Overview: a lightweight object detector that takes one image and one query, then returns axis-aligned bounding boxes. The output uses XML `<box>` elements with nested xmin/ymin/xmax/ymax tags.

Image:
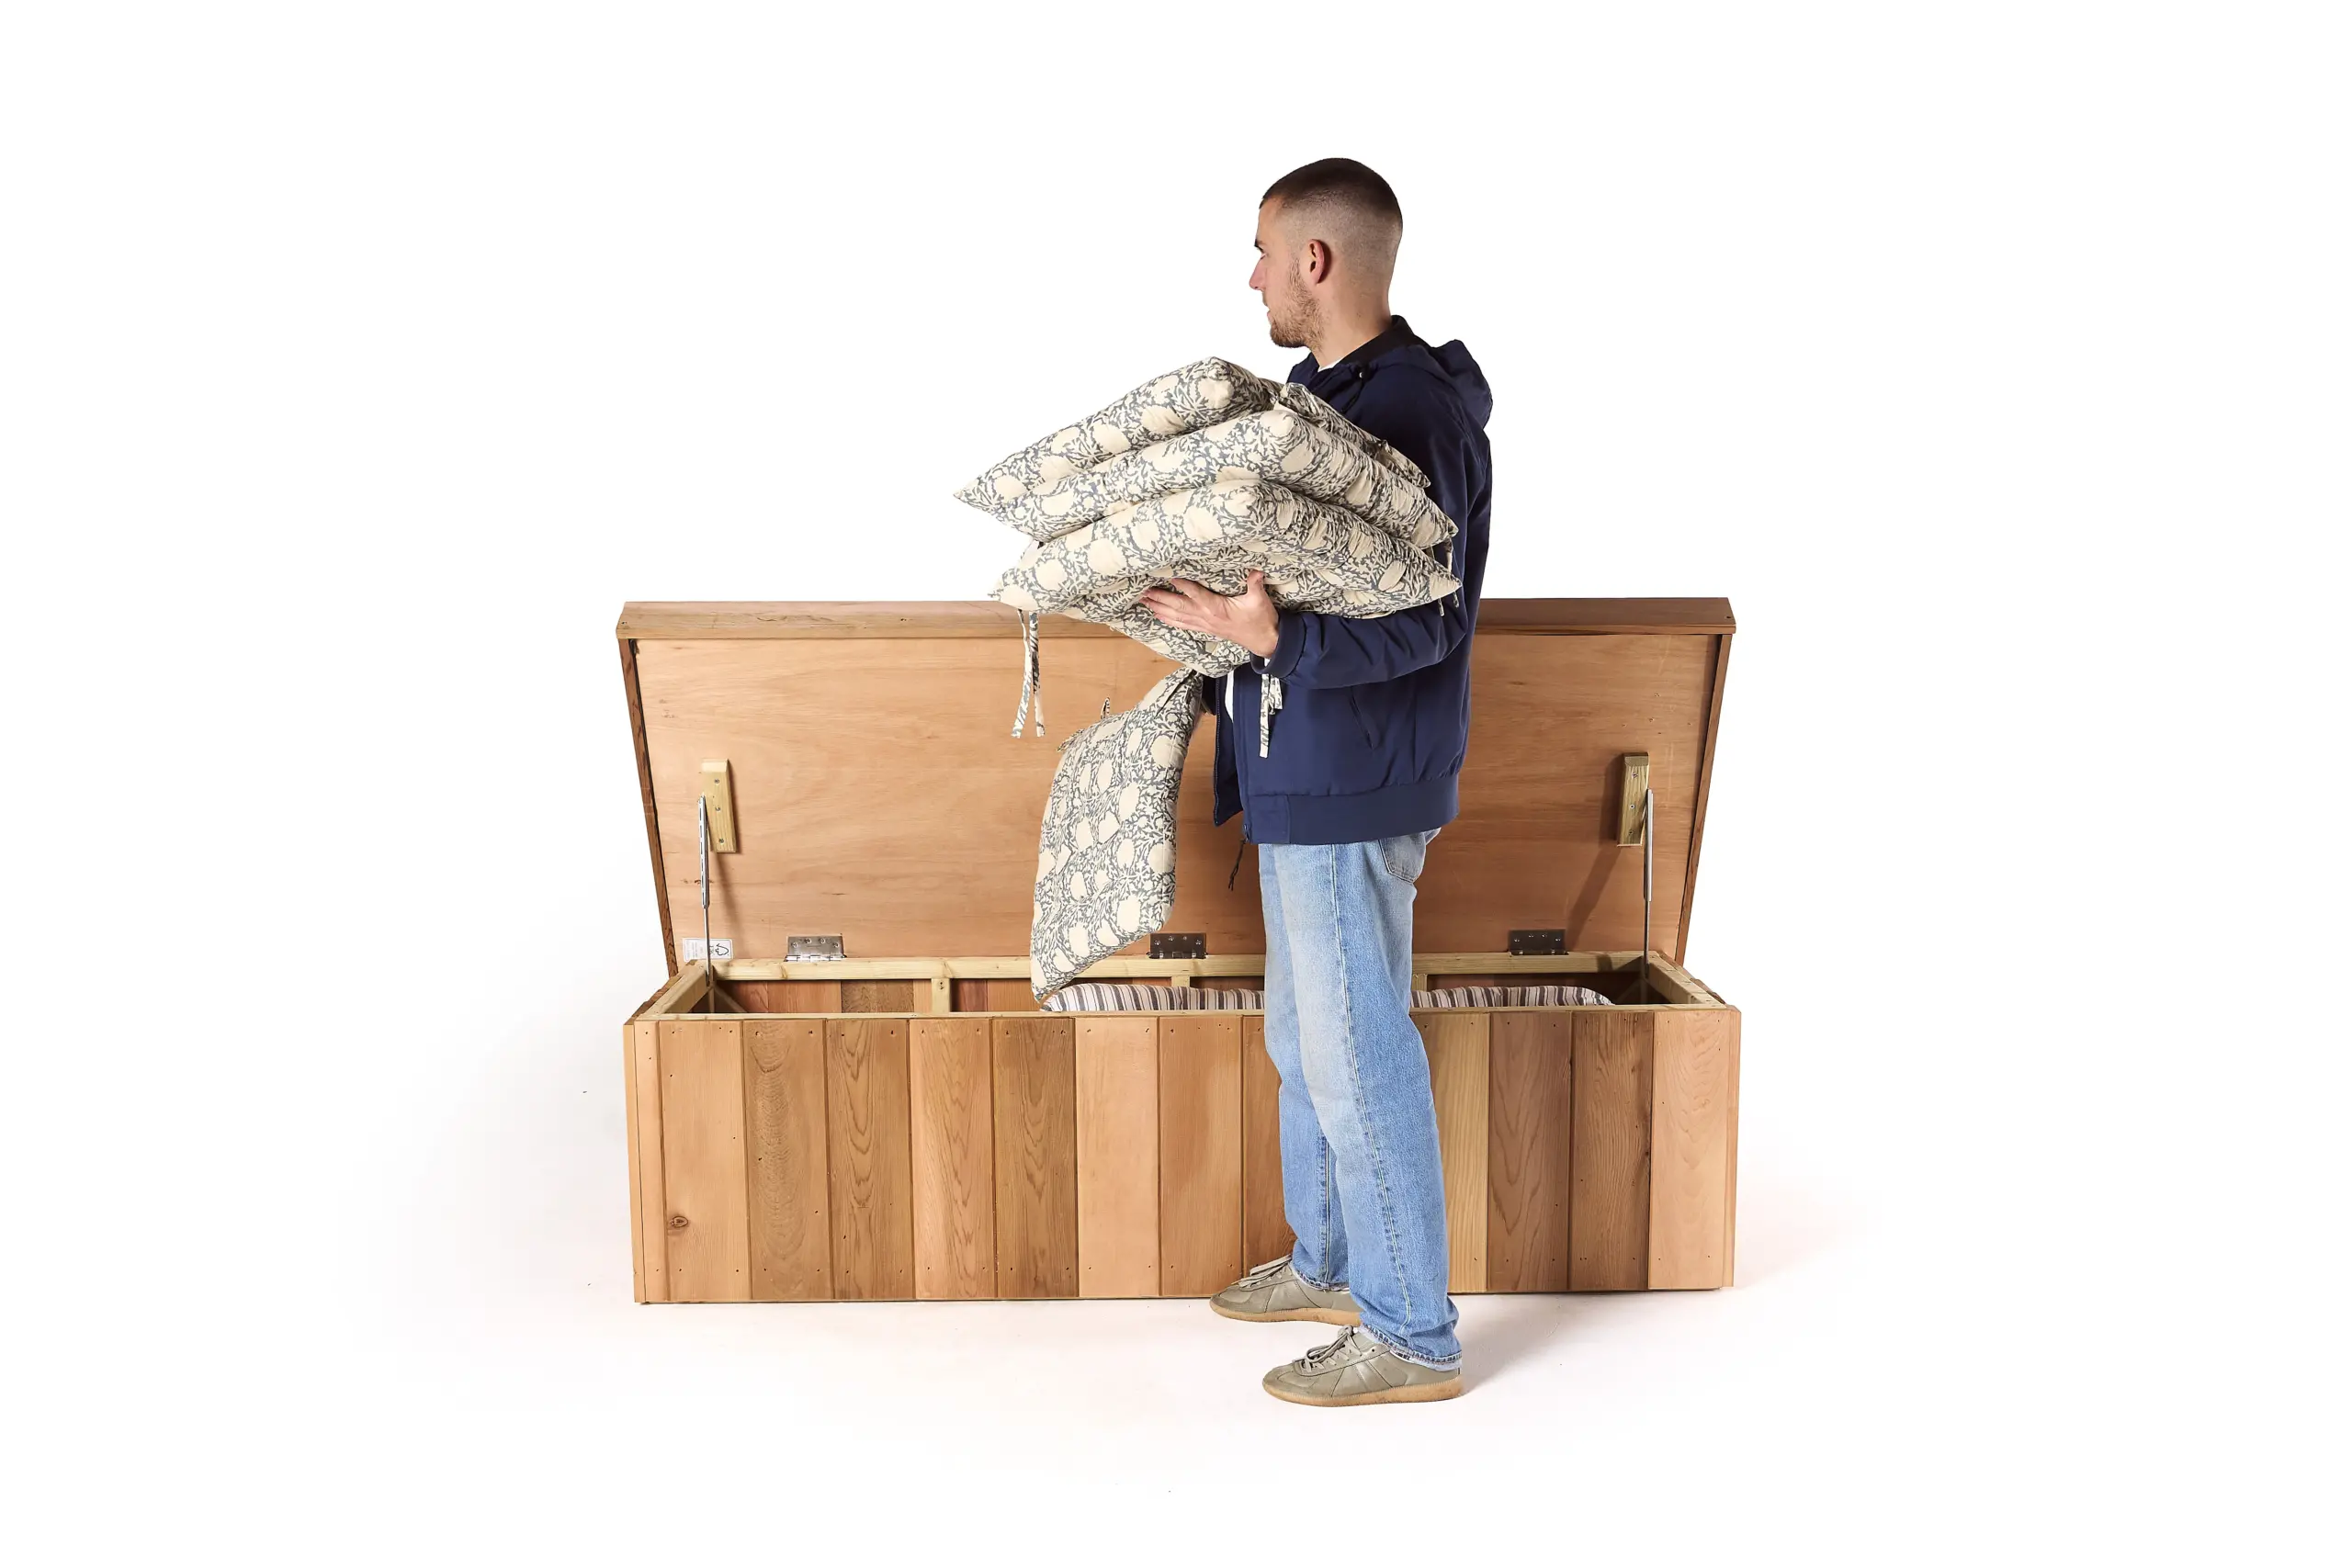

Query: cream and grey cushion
<box><xmin>991</xmin><ymin>479</ymin><xmax>1460</xmax><ymax>626</ymax></box>
<box><xmin>1030</xmin><ymin>670</ymin><xmax>1205</xmax><ymax>999</ymax></box>
<box><xmin>1040</xmin><ymin>984</ymin><xmax>1265</xmax><ymax>1012</ymax></box>
<box><xmin>984</xmin><ymin>405</ymin><xmax>1454</xmax><ymax>548</ymax></box>
<box><xmin>1411</xmin><ymin>985</ymin><xmax>1615</xmax><ymax>1009</ymax></box>
<box><xmin>958</xmin><ymin>358</ymin><xmax>1425</xmax><ymax>523</ymax></box>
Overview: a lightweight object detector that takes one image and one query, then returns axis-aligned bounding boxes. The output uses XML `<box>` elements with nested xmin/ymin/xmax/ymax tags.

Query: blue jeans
<box><xmin>1258</xmin><ymin>828</ymin><xmax>1461</xmax><ymax>1369</ymax></box>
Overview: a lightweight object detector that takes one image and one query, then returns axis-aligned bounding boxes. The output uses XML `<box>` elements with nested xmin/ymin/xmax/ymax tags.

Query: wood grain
<box><xmin>1679</xmin><ymin>632</ymin><xmax>1733</xmax><ymax>964</ymax></box>
<box><xmin>1486</xmin><ymin>1010</ymin><xmax>1573</xmax><ymax>1292</ymax></box>
<box><xmin>619</xmin><ymin>637</ymin><xmax>678</xmax><ymax>976</ymax></box>
<box><xmin>1570</xmin><ymin>1010</ymin><xmax>1652</xmax><ymax>1291</ymax></box>
<box><xmin>628</xmin><ymin>618</ymin><xmax>1725</xmax><ymax>962</ymax></box>
<box><xmin>842</xmin><ymin>979</ymin><xmax>920</xmax><ymax>1012</ymax></box>
<box><xmin>658</xmin><ymin>1019</ymin><xmax>751</xmax><ymax>1302</ymax></box>
<box><xmin>824</xmin><ymin>1017</ymin><xmax>913</xmax><ymax>1299</ymax></box>
<box><xmin>909</xmin><ymin>1018</ymin><xmax>995</xmax><ymax>1300</ymax></box>
<box><xmin>955</xmin><ymin>980</ymin><xmax>1041</xmax><ymax>1012</ymax></box>
<box><xmin>743</xmin><ymin>1019</ymin><xmax>831</xmax><ymax>1301</ymax></box>
<box><xmin>630</xmin><ymin>1020</ymin><xmax>668</xmax><ymax>1301</ymax></box>
<box><xmin>1649</xmin><ymin>1009</ymin><xmax>1735</xmax><ymax>1288</ymax></box>
<box><xmin>991</xmin><ymin>1017</ymin><xmax>1079</xmax><ymax>1298</ymax></box>
<box><xmin>1075</xmin><ymin>1017</ymin><xmax>1159</xmax><ymax>1297</ymax></box>
<box><xmin>1418</xmin><ymin>1011</ymin><xmax>1491</xmax><ymax>1294</ymax></box>
<box><xmin>1722</xmin><ymin>1009</ymin><xmax>1742</xmax><ymax>1286</ymax></box>
<box><xmin>1240</xmin><ymin>1014</ymin><xmax>1293</xmax><ymax>1267</ymax></box>
<box><xmin>618</xmin><ymin>599</ymin><xmax>1735</xmax><ymax>640</ymax></box>
<box><xmin>1157</xmin><ymin>1015</ymin><xmax>1243</xmax><ymax>1297</ymax></box>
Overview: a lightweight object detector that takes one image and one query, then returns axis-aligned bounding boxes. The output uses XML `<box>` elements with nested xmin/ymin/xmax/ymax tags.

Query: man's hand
<box><xmin>1138</xmin><ymin>570</ymin><xmax>1281</xmax><ymax>660</ymax></box>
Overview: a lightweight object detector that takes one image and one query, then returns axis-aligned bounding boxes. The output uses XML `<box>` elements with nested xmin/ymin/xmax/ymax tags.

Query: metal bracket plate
<box><xmin>1508</xmin><ymin>929</ymin><xmax>1567</xmax><ymax>955</ymax></box>
<box><xmin>785</xmin><ymin>934</ymin><xmax>847</xmax><ymax>961</ymax></box>
<box><xmin>1148</xmin><ymin>932</ymin><xmax>1206</xmax><ymax>960</ymax></box>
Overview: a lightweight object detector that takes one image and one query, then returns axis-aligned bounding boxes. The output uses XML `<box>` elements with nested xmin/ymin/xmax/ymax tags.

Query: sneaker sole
<box><xmin>1262</xmin><ymin>1375</ymin><xmax>1464</xmax><ymax>1407</ymax></box>
<box><xmin>1209</xmin><ymin>1301</ymin><xmax>1361</xmax><ymax>1326</ymax></box>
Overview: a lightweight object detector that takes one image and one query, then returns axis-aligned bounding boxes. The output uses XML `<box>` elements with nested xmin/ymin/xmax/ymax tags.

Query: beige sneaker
<box><xmin>1262</xmin><ymin>1326</ymin><xmax>1464</xmax><ymax>1407</ymax></box>
<box><xmin>1209</xmin><ymin>1257</ymin><xmax>1361</xmax><ymax>1325</ymax></box>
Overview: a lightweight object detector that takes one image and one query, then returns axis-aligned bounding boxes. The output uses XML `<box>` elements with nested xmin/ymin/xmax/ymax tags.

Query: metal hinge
<box><xmin>1149</xmin><ymin>932</ymin><xmax>1206</xmax><ymax>960</ymax></box>
<box><xmin>1508</xmin><ymin>929</ymin><xmax>1566</xmax><ymax>955</ymax></box>
<box><xmin>786</xmin><ymin>935</ymin><xmax>847</xmax><ymax>961</ymax></box>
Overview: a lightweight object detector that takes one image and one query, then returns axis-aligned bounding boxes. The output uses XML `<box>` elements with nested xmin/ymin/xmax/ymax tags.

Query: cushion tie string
<box><xmin>1010</xmin><ymin>612</ymin><xmax>1046</xmax><ymax>738</ymax></box>
<box><xmin>1258</xmin><ymin>671</ymin><xmax>1283</xmax><ymax>758</ymax></box>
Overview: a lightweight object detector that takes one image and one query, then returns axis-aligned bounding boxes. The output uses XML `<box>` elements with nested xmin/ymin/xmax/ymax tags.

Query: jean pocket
<box><xmin>1378</xmin><ymin>828</ymin><xmax>1438</xmax><ymax>884</ymax></box>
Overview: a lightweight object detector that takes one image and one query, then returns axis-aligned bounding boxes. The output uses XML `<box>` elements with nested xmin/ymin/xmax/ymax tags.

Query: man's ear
<box><xmin>1302</xmin><ymin>237</ymin><xmax>1331</xmax><ymax>287</ymax></box>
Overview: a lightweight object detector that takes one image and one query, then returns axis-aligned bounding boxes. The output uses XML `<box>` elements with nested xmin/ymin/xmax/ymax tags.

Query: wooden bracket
<box><xmin>700</xmin><ymin>759</ymin><xmax>737</xmax><ymax>852</ymax></box>
<box><xmin>1616</xmin><ymin>753</ymin><xmax>1651</xmax><ymax>845</ymax></box>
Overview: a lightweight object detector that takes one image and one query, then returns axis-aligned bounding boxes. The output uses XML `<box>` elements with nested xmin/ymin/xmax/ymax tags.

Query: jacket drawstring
<box><xmin>1227</xmin><ymin>831</ymin><xmax>1248</xmax><ymax>890</ymax></box>
<box><xmin>1010</xmin><ymin>612</ymin><xmax>1045</xmax><ymax>738</ymax></box>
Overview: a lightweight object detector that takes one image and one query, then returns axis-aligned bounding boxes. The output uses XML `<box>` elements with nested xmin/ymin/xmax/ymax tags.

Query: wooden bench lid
<box><xmin>618</xmin><ymin>599</ymin><xmax>1734</xmax><ymax>973</ymax></box>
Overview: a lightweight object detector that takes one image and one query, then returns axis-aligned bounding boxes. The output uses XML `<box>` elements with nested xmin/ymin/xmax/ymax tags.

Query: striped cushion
<box><xmin>1040</xmin><ymin>983</ymin><xmax>1264</xmax><ymax>1012</ymax></box>
<box><xmin>1411</xmin><ymin>985</ymin><xmax>1613</xmax><ymax>1009</ymax></box>
<box><xmin>1036</xmin><ymin>982</ymin><xmax>1614</xmax><ymax>1011</ymax></box>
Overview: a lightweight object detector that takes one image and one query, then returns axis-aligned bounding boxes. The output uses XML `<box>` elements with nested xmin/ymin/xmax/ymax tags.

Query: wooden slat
<box><xmin>1569</xmin><ymin>1010</ymin><xmax>1653</xmax><ymax>1291</ymax></box>
<box><xmin>1648</xmin><ymin>1010</ymin><xmax>1735</xmax><ymax>1288</ymax></box>
<box><xmin>617</xmin><ymin>598</ymin><xmax>1735</xmax><ymax>640</ymax></box>
<box><xmin>824</xmin><ymin>1017</ymin><xmax>914</xmax><ymax>1299</ymax></box>
<box><xmin>1678</xmin><ymin>631</ymin><xmax>1733</xmax><ymax>964</ymax></box>
<box><xmin>1486</xmin><ymin>1010</ymin><xmax>1573</xmax><ymax>1292</ymax></box>
<box><xmin>1157</xmin><ymin>1015</ymin><xmax>1243</xmax><ymax>1297</ymax></box>
<box><xmin>909</xmin><ymin>1018</ymin><xmax>995</xmax><ymax>1300</ymax></box>
<box><xmin>658</xmin><ymin>1019</ymin><xmax>751</xmax><ymax>1302</ymax></box>
<box><xmin>623</xmin><ymin>1024</ymin><xmax>646</xmax><ymax>1301</ymax></box>
<box><xmin>619</xmin><ymin>637</ymin><xmax>678</xmax><ymax>976</ymax></box>
<box><xmin>1722</xmin><ymin>1009</ymin><xmax>1742</xmax><ymax>1286</ymax></box>
<box><xmin>1418</xmin><ymin>1011</ymin><xmax>1490</xmax><ymax>1294</ymax></box>
<box><xmin>779</xmin><ymin>979</ymin><xmax>844</xmax><ymax>1012</ymax></box>
<box><xmin>991</xmin><ymin>1017</ymin><xmax>1079</xmax><ymax>1298</ymax></box>
<box><xmin>1239</xmin><ymin>1014</ymin><xmax>1293</xmax><ymax>1267</ymax></box>
<box><xmin>955</xmin><ymin>979</ymin><xmax>1041</xmax><ymax>1012</ymax></box>
<box><xmin>842</xmin><ymin>979</ymin><xmax>920</xmax><ymax>1012</ymax></box>
<box><xmin>743</xmin><ymin>1019</ymin><xmax>831</xmax><ymax>1301</ymax></box>
<box><xmin>1075</xmin><ymin>1017</ymin><xmax>1159</xmax><ymax>1297</ymax></box>
<box><xmin>630</xmin><ymin>1021</ymin><xmax>667</xmax><ymax>1301</ymax></box>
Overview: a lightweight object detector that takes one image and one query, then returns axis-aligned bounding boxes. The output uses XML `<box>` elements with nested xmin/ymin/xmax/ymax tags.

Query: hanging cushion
<box><xmin>982</xmin><ymin>405</ymin><xmax>1454</xmax><ymax>548</ymax></box>
<box><xmin>957</xmin><ymin>358</ymin><xmax>1425</xmax><ymax>523</ymax></box>
<box><xmin>990</xmin><ymin>479</ymin><xmax>1459</xmax><ymax>627</ymax></box>
<box><xmin>1030</xmin><ymin>670</ymin><xmax>1205</xmax><ymax>999</ymax></box>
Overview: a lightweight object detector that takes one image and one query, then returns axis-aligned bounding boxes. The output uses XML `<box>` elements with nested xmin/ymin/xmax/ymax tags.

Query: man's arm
<box><xmin>1250</xmin><ymin>399</ymin><xmax>1481</xmax><ymax>689</ymax></box>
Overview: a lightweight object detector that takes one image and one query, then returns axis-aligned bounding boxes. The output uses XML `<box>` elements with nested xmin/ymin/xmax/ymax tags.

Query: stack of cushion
<box><xmin>956</xmin><ymin>357</ymin><xmax>1464</xmax><ymax>1000</ymax></box>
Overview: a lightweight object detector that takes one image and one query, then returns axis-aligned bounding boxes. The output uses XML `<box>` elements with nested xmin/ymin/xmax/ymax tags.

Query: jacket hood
<box><xmin>1425</xmin><ymin>340</ymin><xmax>1493</xmax><ymax>430</ymax></box>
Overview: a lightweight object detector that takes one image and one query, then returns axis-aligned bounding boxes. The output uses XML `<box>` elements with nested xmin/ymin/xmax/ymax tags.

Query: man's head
<box><xmin>1251</xmin><ymin>158</ymin><xmax>1403</xmax><ymax>353</ymax></box>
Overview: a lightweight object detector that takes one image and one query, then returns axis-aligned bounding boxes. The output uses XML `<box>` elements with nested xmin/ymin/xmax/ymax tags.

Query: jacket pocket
<box><xmin>1344</xmin><ymin>688</ymin><xmax>1382</xmax><ymax>749</ymax></box>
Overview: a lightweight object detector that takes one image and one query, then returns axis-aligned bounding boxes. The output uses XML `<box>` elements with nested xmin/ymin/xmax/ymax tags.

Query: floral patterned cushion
<box><xmin>956</xmin><ymin>358</ymin><xmax>1426</xmax><ymax>523</ymax></box>
<box><xmin>1030</xmin><ymin>669</ymin><xmax>1205</xmax><ymax>999</ymax></box>
<box><xmin>990</xmin><ymin>479</ymin><xmax>1460</xmax><ymax>626</ymax></box>
<box><xmin>983</xmin><ymin>405</ymin><xmax>1454</xmax><ymax>548</ymax></box>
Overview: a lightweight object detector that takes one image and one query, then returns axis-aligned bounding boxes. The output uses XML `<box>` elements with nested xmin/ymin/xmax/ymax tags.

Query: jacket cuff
<box><xmin>1252</xmin><ymin>610</ymin><xmax>1306</xmax><ymax>680</ymax></box>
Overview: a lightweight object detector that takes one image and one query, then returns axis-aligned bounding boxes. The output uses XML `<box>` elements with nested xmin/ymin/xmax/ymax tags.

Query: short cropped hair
<box><xmin>1261</xmin><ymin>158</ymin><xmax>1403</xmax><ymax>278</ymax></box>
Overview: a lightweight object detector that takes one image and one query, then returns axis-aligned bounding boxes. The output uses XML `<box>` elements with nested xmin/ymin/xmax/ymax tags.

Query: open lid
<box><xmin>617</xmin><ymin>599</ymin><xmax>1734</xmax><ymax>972</ymax></box>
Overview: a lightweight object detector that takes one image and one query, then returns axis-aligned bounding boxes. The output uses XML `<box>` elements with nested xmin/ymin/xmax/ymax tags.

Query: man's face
<box><xmin>1250</xmin><ymin>200</ymin><xmax>1315</xmax><ymax>350</ymax></box>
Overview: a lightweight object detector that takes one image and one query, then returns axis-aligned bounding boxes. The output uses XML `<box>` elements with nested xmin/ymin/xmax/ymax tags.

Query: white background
<box><xmin>4</xmin><ymin>4</ymin><xmax>2345</xmax><ymax>1561</ymax></box>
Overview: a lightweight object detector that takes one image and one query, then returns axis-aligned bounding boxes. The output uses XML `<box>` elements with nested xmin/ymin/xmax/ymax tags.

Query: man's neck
<box><xmin>1309</xmin><ymin>304</ymin><xmax>1398</xmax><ymax>372</ymax></box>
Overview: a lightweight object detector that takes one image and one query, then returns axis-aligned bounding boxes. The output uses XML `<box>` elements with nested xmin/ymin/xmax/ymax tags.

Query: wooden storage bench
<box><xmin>618</xmin><ymin>600</ymin><xmax>1739</xmax><ymax>1304</ymax></box>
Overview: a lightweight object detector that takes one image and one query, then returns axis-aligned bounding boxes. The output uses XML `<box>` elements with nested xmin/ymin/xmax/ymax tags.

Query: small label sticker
<box><xmin>680</xmin><ymin>938</ymin><xmax>733</xmax><ymax>962</ymax></box>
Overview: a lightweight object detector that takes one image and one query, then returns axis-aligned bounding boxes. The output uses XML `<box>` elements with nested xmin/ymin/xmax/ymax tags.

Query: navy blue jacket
<box><xmin>1208</xmin><ymin>317</ymin><xmax>1493</xmax><ymax>844</ymax></box>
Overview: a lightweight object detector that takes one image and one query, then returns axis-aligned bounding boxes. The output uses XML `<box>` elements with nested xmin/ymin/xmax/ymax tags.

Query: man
<box><xmin>1140</xmin><ymin>158</ymin><xmax>1493</xmax><ymax>1407</ymax></box>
